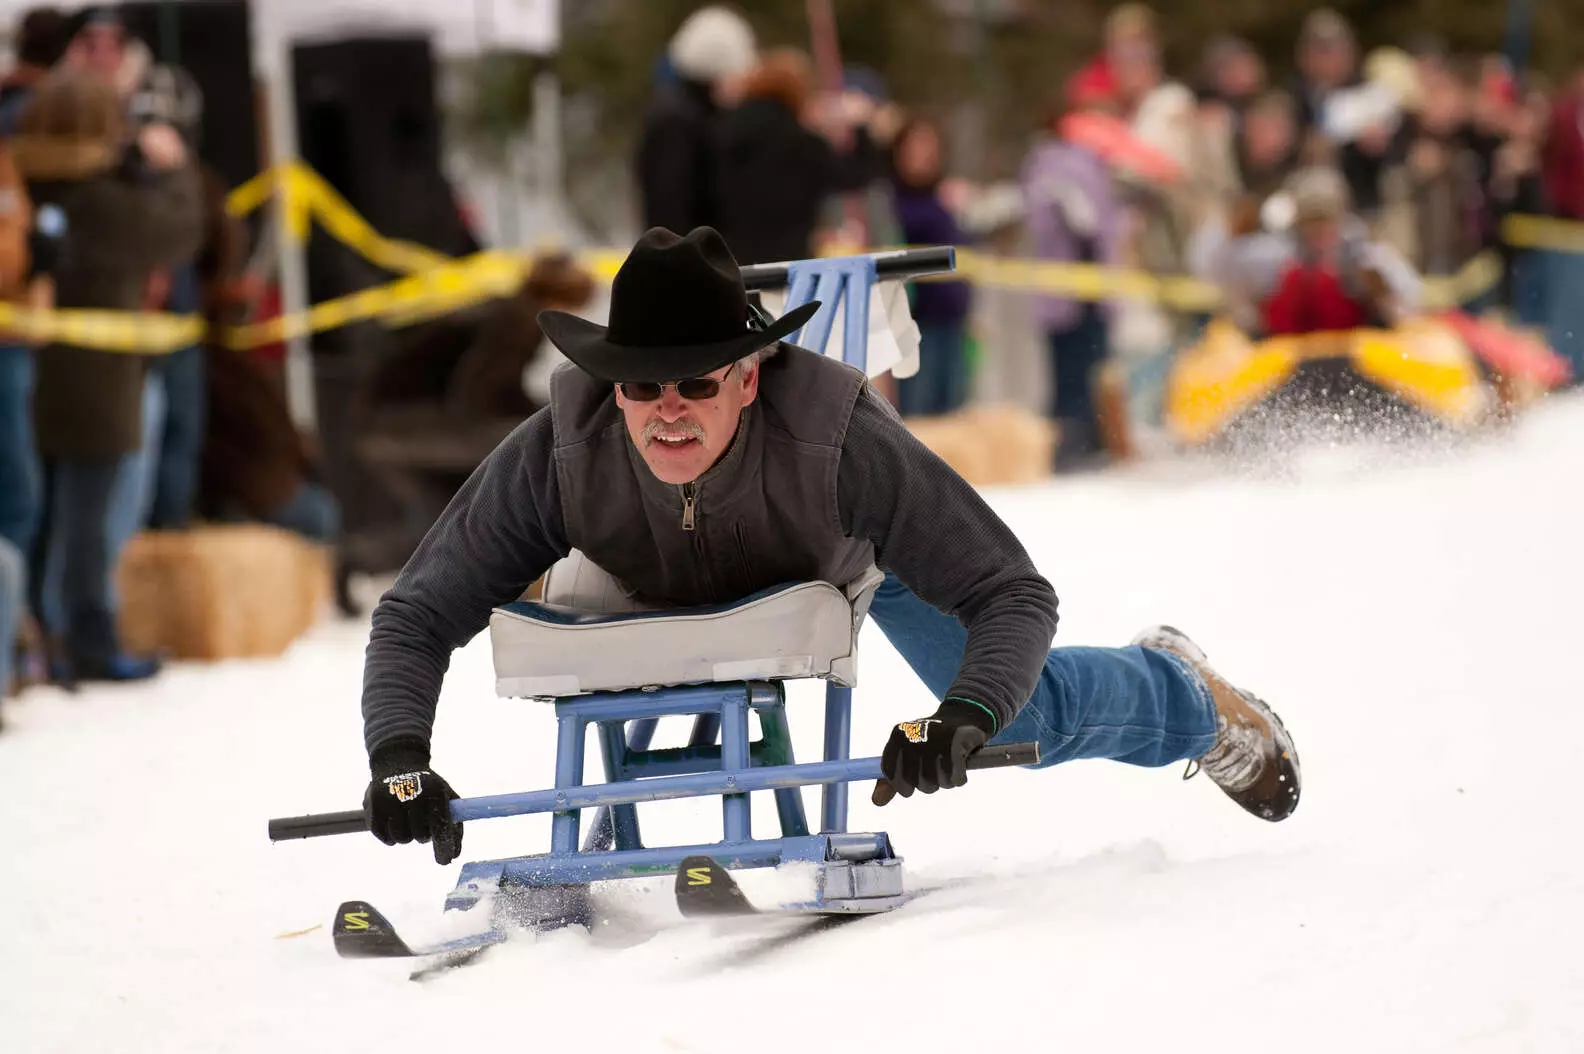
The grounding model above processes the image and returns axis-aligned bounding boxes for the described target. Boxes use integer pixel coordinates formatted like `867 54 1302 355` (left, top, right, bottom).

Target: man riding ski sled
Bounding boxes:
358 226 1301 864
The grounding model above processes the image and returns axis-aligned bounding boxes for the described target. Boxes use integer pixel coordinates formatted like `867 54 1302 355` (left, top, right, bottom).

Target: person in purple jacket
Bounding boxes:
887 118 974 417
1020 86 1127 469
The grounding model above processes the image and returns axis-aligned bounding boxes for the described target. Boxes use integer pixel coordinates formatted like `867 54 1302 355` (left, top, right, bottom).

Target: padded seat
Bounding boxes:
489 554 883 699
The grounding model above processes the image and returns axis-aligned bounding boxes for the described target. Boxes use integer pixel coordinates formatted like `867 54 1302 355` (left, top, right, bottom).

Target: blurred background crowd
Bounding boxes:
1 0 1581 722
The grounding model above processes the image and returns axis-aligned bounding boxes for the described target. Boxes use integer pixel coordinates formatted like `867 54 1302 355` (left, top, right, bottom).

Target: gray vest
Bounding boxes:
548 346 877 608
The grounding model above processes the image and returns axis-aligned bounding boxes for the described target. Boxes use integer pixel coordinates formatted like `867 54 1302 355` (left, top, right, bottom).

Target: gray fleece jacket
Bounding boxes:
361 344 1059 760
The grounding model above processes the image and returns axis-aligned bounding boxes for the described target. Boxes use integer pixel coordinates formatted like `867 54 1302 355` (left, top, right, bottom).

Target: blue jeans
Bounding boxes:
219 481 342 544
0 536 22 698
867 574 1218 768
269 482 341 542
109 372 165 544
896 323 970 417
32 458 126 669
39 376 165 634
1048 305 1110 461
0 344 41 555
1542 251 1584 387
146 344 205 529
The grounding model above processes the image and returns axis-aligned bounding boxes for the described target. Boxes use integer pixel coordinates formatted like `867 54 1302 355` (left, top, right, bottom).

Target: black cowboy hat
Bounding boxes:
537 226 821 384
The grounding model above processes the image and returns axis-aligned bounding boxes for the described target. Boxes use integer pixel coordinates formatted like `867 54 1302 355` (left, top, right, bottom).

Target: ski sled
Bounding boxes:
267 247 1040 972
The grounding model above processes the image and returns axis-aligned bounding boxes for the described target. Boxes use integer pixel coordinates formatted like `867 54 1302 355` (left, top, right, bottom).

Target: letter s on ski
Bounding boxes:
342 911 370 930
685 867 712 886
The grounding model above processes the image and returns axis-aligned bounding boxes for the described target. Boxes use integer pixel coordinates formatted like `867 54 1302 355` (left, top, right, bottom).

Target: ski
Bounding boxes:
673 855 916 917
674 855 759 916
331 900 509 961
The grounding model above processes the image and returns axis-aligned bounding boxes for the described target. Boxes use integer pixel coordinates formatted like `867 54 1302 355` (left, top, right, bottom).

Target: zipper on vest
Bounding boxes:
681 482 697 531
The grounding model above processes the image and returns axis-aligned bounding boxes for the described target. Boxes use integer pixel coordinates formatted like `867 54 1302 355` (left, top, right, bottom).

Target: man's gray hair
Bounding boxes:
737 342 783 372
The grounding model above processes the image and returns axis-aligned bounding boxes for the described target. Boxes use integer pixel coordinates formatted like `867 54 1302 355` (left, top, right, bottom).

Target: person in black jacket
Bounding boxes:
713 48 897 265
634 6 757 235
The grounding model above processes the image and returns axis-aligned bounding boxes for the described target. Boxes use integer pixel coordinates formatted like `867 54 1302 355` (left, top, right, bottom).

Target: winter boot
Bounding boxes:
1133 625 1301 822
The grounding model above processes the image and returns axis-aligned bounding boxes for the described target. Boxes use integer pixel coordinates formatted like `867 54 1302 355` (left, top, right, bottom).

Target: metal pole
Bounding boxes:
266 741 1042 840
255 2 317 432
970 0 993 183
1502 0 1534 80
532 65 562 246
805 0 866 246
157 0 179 66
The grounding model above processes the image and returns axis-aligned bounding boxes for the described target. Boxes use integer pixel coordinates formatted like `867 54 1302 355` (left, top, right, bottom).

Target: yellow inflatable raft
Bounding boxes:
1165 317 1494 447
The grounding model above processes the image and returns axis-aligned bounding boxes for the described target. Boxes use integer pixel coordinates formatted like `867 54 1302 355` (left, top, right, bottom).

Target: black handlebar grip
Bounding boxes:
740 246 956 291
267 809 368 841
965 740 1042 769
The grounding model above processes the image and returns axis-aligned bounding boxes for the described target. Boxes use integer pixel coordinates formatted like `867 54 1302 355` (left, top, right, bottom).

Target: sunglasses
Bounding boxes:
618 362 738 402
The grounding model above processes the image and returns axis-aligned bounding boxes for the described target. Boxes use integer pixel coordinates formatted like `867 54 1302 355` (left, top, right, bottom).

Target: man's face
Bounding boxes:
1419 70 1469 134
1298 217 1342 259
896 123 941 186
1245 108 1295 167
66 23 125 80
1218 51 1265 102
616 358 760 485
1108 35 1160 101
1300 38 1353 90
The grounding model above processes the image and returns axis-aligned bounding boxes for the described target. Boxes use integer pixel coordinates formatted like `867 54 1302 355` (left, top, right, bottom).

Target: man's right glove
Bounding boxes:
364 738 463 865
873 698 998 806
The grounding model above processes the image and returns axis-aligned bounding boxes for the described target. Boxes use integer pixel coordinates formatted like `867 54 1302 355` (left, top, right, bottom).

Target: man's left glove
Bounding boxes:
364 738 464 865
873 699 998 806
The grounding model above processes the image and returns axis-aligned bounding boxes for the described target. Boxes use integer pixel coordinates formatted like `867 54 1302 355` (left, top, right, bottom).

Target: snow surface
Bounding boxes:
5 396 1584 1054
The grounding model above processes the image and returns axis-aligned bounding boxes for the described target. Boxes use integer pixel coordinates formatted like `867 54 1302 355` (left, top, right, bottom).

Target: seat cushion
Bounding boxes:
489 579 864 699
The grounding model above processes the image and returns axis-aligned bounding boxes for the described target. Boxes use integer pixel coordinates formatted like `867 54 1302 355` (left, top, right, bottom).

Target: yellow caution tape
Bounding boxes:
1419 250 1505 310
222 249 531 349
953 249 1225 313
11 155 1581 356
0 301 203 352
226 160 450 274
1501 212 1584 254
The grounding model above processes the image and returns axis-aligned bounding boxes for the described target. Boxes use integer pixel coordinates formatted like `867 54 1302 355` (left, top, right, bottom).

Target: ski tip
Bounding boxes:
675 855 756 917
332 900 414 959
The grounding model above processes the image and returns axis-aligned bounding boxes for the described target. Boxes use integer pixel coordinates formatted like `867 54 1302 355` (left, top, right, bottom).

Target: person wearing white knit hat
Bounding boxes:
668 5 757 92
635 6 758 236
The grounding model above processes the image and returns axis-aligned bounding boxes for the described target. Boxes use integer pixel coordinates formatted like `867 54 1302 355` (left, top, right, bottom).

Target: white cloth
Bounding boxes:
1322 82 1404 143
758 280 921 379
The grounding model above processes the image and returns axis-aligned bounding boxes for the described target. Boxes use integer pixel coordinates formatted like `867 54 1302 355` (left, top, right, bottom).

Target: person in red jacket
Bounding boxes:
1542 70 1584 221
1261 167 1412 335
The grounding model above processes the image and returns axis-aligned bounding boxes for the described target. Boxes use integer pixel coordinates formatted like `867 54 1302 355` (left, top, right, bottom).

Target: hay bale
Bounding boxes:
116 525 332 661
905 404 1057 486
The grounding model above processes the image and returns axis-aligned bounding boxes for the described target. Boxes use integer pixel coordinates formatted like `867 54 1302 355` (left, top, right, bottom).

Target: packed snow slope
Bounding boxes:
4 396 1583 1054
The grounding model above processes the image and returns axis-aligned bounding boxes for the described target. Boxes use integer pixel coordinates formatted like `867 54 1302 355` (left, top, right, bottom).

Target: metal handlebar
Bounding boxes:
267 738 1038 842
740 246 955 292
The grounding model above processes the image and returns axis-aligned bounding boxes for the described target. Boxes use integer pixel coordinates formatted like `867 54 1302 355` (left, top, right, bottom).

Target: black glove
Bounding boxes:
364 739 463 865
873 699 998 806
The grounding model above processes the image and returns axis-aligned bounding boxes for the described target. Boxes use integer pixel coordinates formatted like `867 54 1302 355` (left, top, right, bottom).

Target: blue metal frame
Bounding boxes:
786 255 876 834
447 253 909 921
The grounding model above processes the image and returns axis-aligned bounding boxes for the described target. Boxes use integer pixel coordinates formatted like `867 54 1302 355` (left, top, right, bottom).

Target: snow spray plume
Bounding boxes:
1206 371 1474 486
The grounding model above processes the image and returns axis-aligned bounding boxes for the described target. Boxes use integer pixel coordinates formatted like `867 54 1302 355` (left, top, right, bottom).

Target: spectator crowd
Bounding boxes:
635 4 1584 467
0 6 346 726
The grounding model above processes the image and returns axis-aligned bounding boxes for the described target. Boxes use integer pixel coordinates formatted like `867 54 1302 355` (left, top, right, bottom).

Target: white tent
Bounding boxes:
0 0 560 66
250 0 559 73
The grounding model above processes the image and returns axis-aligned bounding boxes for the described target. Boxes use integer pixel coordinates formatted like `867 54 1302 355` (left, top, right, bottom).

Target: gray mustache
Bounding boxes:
643 419 705 444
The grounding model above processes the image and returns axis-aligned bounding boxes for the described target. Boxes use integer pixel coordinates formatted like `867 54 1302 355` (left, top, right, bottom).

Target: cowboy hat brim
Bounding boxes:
537 298 822 384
